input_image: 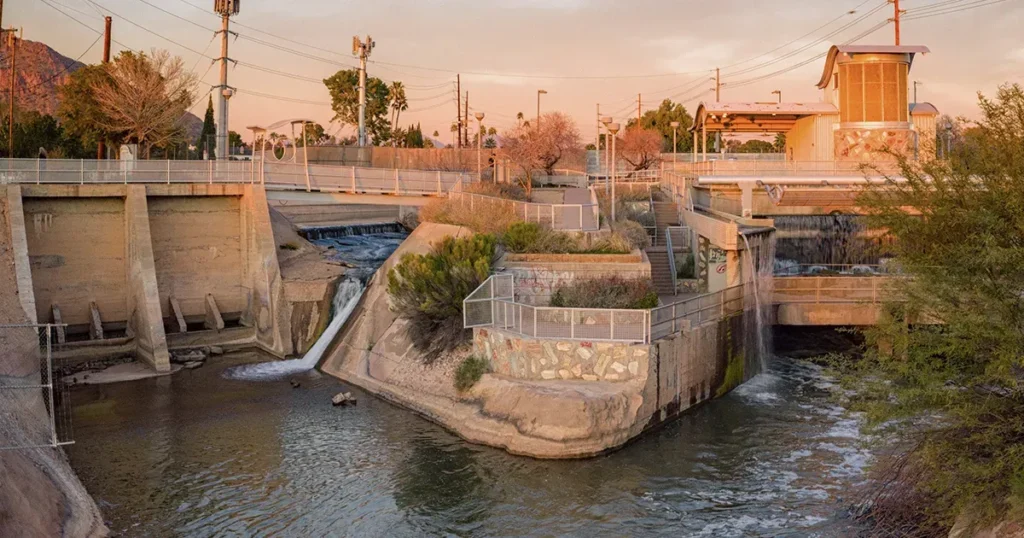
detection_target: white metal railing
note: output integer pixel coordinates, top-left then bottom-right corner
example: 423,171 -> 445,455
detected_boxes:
464,274 -> 651,344
773,276 -> 895,304
665,227 -> 678,296
673,160 -> 903,177
0,323 -> 74,451
774,264 -> 896,277
648,285 -> 747,341
0,158 -> 472,196
448,188 -> 600,231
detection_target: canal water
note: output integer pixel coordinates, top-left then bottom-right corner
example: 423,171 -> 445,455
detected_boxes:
64,230 -> 874,536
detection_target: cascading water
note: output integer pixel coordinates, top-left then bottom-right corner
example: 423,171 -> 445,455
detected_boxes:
225,227 -> 407,381
741,230 -> 777,375
772,215 -> 881,271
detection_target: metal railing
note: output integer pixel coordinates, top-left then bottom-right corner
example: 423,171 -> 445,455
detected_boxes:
774,264 -> 895,277
448,187 -> 600,231
465,274 -> 651,344
649,285 -> 747,341
673,160 -> 904,177
773,276 -> 895,304
0,158 -> 473,196
665,227 -> 678,296
0,324 -> 74,451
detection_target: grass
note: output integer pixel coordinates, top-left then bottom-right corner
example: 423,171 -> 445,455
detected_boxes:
279,242 -> 300,251
454,356 -> 489,392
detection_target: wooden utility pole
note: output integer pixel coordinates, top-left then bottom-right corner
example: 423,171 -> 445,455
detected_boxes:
890,0 -> 904,45
637,94 -> 641,124
6,29 -> 16,159
98,17 -> 112,159
464,91 -> 469,147
715,68 -> 721,102
0,1 -> 4,33
456,74 -> 461,148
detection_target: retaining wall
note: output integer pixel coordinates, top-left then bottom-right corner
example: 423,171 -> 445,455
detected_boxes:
500,250 -> 651,305
475,328 -> 649,382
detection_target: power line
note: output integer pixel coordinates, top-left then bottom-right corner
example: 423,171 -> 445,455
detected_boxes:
903,0 -> 1015,20
234,88 -> 330,106
19,33 -> 103,94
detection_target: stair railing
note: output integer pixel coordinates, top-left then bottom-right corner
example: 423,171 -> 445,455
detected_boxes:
665,226 -> 677,296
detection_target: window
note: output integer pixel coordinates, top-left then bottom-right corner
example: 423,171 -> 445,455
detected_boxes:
839,60 -> 909,123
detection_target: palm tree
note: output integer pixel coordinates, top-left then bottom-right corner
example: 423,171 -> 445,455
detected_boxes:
388,81 -> 408,147
516,112 -> 524,126
449,123 -> 458,147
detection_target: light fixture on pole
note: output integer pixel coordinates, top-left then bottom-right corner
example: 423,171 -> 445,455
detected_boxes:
600,116 -> 612,194
771,90 -> 782,103
536,89 -> 547,129
670,121 -> 680,167
606,122 -> 620,222
475,111 -> 485,180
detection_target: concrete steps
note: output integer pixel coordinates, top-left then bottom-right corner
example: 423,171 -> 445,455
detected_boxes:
645,249 -> 676,296
651,200 -> 680,246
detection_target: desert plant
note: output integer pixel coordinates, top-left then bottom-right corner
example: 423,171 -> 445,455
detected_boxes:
614,220 -> 651,250
418,196 -> 520,236
387,234 -> 497,363
549,276 -> 659,309
466,181 -> 527,201
454,356 -> 489,392
503,222 -> 542,253
676,252 -> 695,279
589,233 -> 633,254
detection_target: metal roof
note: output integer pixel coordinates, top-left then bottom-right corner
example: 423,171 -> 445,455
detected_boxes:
690,101 -> 838,133
817,44 -> 931,88
909,102 -> 940,115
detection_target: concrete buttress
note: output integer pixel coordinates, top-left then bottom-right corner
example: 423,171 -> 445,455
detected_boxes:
125,186 -> 171,371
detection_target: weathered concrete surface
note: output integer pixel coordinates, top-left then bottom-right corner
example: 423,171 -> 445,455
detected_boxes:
0,186 -> 107,537
124,186 -> 171,371
775,303 -> 882,326
6,187 -> 37,323
23,196 -> 127,325
239,185 -> 292,357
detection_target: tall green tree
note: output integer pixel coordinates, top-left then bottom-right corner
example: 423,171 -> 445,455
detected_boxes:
198,95 -> 216,159
57,63 -> 118,155
625,99 -> 694,152
843,83 -> 1024,535
388,81 -> 408,146
323,69 -> 392,145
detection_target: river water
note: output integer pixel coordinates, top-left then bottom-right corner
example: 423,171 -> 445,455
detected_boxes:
64,230 -> 874,537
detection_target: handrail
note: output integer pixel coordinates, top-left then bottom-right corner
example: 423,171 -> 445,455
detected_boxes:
665,227 -> 677,296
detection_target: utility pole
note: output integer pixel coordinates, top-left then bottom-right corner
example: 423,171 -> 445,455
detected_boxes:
595,104 -> 600,176
98,16 -> 111,159
6,28 -> 17,159
637,93 -> 641,124
352,35 -> 375,147
890,0 -> 904,46
464,91 -> 469,147
213,1 -> 240,160
456,74 -> 462,148
715,67 -> 721,102
913,80 -> 920,104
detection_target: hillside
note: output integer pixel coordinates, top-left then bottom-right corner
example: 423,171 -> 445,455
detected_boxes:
0,38 -> 203,140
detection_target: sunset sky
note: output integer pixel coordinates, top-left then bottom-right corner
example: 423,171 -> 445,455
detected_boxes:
11,0 -> 1023,143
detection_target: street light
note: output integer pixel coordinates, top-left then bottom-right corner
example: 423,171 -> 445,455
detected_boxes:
607,122 -> 620,223
600,116 -> 612,194
771,90 -> 782,103
670,121 -> 680,167
537,89 -> 548,129
475,111 -> 485,181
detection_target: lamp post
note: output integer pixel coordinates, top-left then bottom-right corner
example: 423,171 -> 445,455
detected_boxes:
771,90 -> 782,103
607,122 -> 620,223
600,116 -> 612,194
670,121 -> 680,167
475,111 -> 485,181
536,89 -> 547,129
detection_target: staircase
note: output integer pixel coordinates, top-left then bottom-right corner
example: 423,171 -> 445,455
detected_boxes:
650,198 -> 680,247
646,249 -> 676,296
647,191 -> 687,297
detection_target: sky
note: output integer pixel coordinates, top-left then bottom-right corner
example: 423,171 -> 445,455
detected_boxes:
10,0 -> 1024,144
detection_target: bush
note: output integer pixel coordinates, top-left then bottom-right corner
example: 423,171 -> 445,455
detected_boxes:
279,242 -> 299,251
549,276 -> 659,309
676,252 -> 695,279
419,197 -> 520,236
589,233 -> 633,254
467,181 -> 527,201
502,222 -> 542,253
454,356 -> 489,392
387,234 -> 497,364
531,229 -> 581,253
614,220 -> 651,250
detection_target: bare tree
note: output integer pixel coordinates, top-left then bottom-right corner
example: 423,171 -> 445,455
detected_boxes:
618,127 -> 663,170
91,50 -> 196,158
500,112 -> 582,194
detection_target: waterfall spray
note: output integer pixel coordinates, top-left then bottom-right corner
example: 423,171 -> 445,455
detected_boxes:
741,230 -> 777,375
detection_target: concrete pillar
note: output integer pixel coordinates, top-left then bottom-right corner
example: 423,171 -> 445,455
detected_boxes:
5,186 -> 38,323
124,186 -> 171,371
740,185 -> 754,219
239,185 -> 292,357
725,251 -> 743,288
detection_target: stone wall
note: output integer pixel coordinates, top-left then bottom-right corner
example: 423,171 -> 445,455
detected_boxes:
500,251 -> 651,305
475,328 -> 649,382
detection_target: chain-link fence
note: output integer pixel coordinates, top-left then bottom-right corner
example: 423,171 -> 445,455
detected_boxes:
0,324 -> 74,451
448,191 -> 600,231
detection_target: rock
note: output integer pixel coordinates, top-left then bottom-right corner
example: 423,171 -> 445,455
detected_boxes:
605,373 -> 620,381
628,361 -> 639,376
558,369 -> 572,380
209,346 -> 224,355
540,370 -> 557,380
332,391 -> 357,406
170,349 -> 206,364
581,374 -> 599,381
611,361 -> 627,374
571,364 -> 583,377
575,347 -> 593,360
555,342 -> 572,352
289,379 -> 301,388
184,361 -> 203,370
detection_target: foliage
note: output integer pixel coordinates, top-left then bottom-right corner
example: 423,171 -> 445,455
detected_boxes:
454,356 -> 489,392
466,181 -> 527,201
773,133 -> 787,153
57,63 -> 119,155
324,69 -> 392,145
198,95 -> 216,158
617,127 -> 663,170
502,222 -> 541,253
0,110 -> 85,158
841,83 -> 1024,535
550,277 -> 659,309
613,219 -> 650,250
676,252 -> 695,279
625,98 -> 695,152
418,197 -> 520,236
296,123 -> 328,147
387,234 -> 497,364
388,81 -> 408,145
279,242 -> 299,251
500,112 -> 582,194
727,139 -> 776,154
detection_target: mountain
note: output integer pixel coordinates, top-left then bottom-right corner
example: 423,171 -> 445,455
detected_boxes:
0,38 -> 203,140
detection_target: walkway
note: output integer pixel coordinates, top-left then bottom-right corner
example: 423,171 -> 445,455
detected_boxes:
563,188 -> 599,231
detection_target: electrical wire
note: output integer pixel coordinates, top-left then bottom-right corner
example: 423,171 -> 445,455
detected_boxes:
903,0 -> 1016,20
18,34 -> 103,94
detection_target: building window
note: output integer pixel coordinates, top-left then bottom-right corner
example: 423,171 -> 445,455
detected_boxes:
839,61 -> 909,123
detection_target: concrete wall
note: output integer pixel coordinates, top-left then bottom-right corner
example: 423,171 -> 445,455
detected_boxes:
124,187 -> 171,371
148,196 -> 245,319
23,196 -> 127,325
239,185 -> 291,356
500,251 -> 651,305
475,328 -> 649,382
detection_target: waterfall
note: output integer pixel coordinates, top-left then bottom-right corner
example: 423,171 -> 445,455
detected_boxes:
741,231 -> 777,375
225,278 -> 365,380
772,215 -> 880,269
301,222 -> 406,241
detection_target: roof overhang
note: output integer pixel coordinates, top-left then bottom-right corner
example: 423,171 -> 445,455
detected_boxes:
909,102 -> 940,116
816,44 -> 930,89
690,101 -> 839,134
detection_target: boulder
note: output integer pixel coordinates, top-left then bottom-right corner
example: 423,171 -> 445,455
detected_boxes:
184,361 -> 203,370
332,391 -> 357,406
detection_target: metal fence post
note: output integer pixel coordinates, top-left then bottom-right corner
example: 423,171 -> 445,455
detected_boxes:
570,309 -> 576,339
80,159 -> 85,185
351,166 -> 357,192
36,158 -> 40,184
610,311 -> 616,340
45,325 -> 57,447
167,160 -> 171,184
208,160 -> 213,184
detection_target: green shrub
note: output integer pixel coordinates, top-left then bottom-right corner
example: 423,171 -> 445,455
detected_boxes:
550,276 -> 659,309
676,252 -> 695,279
502,222 -> 542,253
454,356 -> 489,392
589,233 -> 633,254
614,220 -> 651,250
387,234 -> 497,363
279,242 -> 299,251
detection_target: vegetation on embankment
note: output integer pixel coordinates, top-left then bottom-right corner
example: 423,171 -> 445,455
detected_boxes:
549,276 -> 659,310
833,84 -> 1024,537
